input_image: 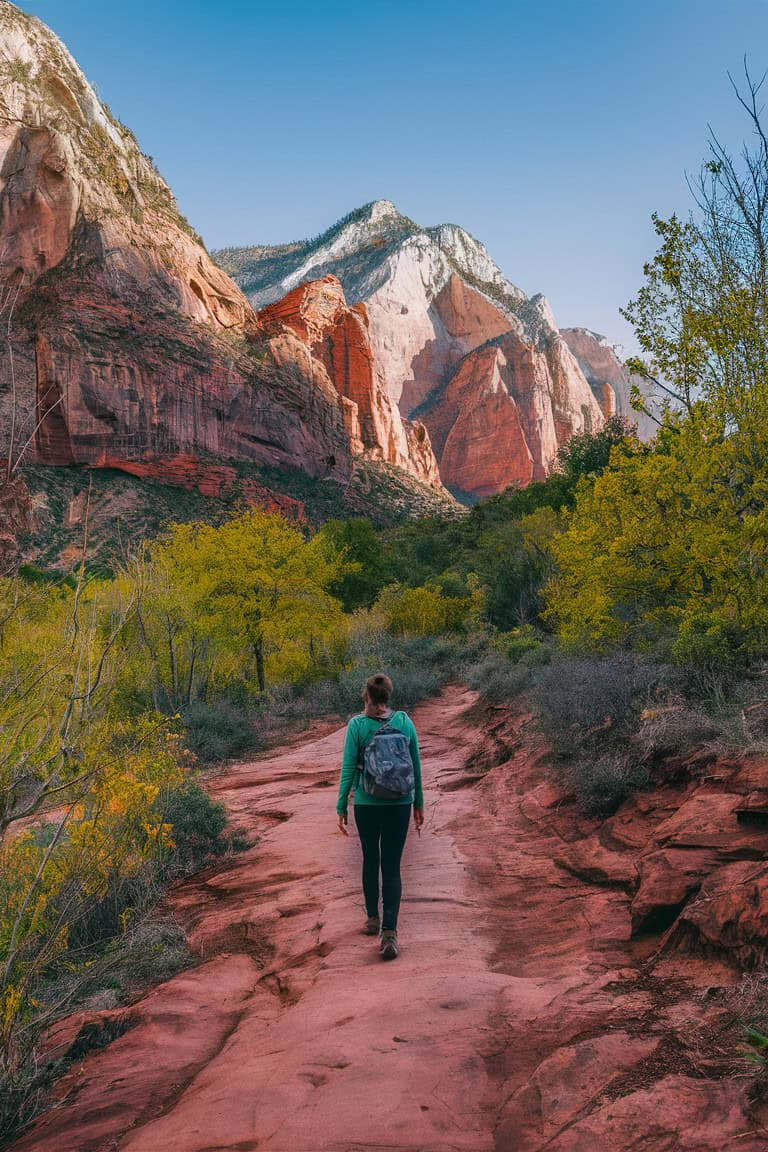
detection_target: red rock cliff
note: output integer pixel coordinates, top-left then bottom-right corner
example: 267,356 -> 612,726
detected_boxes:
256,277 -> 440,487
0,6 -> 444,500
416,284 -> 603,496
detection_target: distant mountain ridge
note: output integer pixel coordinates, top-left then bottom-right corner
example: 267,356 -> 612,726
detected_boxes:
218,203 -> 638,495
216,200 -> 641,415
215,200 -> 534,383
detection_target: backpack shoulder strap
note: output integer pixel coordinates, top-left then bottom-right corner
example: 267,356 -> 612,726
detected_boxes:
356,714 -> 385,767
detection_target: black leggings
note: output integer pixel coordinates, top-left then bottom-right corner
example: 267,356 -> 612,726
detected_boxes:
353,804 -> 411,931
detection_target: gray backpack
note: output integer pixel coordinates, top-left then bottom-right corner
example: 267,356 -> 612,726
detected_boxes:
360,714 -> 415,799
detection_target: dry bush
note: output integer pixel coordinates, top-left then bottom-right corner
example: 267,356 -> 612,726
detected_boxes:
559,750 -> 651,817
533,652 -> 676,757
637,705 -> 722,761
532,652 -> 684,815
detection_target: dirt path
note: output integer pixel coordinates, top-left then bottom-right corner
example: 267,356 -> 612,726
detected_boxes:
10,686 -> 767,1152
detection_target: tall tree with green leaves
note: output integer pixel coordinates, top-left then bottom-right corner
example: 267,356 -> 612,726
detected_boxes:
624,63 -> 768,434
548,66 -> 768,668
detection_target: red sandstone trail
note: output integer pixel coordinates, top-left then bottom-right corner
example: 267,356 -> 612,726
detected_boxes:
11,687 -> 768,1152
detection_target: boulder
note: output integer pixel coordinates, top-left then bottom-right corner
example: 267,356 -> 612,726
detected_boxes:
630,791 -> 768,934
670,861 -> 768,967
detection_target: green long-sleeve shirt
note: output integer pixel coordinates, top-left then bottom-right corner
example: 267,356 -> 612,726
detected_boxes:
336,711 -> 423,815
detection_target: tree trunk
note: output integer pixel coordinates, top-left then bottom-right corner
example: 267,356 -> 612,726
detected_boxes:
254,637 -> 265,694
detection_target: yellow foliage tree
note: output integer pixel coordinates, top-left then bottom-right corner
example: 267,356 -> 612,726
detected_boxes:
544,411 -> 768,665
131,509 -> 349,707
375,584 -> 472,636
0,568 -> 185,1088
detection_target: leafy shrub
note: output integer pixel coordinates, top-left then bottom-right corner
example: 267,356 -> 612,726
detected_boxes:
384,663 -> 440,710
673,614 -> 748,706
376,584 -> 471,636
181,699 -> 258,763
321,517 -> 392,609
504,626 -> 542,662
555,414 -> 637,480
159,779 -> 229,871
462,650 -> 529,703
460,637 -> 553,703
63,870 -> 158,954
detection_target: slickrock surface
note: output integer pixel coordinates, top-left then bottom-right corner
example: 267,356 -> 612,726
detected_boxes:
11,688 -> 768,1152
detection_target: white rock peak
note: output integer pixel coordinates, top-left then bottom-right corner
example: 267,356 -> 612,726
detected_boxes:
367,199 -> 399,223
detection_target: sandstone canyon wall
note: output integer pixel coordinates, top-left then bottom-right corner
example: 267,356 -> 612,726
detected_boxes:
255,276 -> 441,486
0,6 -> 442,500
561,326 -> 661,440
218,202 -> 621,498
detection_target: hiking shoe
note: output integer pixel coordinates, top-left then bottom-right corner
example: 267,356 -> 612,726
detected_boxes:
380,930 -> 399,960
363,915 -> 380,936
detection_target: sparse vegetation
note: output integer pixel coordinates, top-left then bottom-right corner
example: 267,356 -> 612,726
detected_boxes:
180,700 -> 260,764
213,202 -> 420,300
5,59 -> 31,84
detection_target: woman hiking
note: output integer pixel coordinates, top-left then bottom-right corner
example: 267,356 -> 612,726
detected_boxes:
336,674 -> 424,960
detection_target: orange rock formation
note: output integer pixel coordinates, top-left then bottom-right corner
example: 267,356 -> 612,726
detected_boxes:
418,294 -> 604,496
256,277 -> 440,487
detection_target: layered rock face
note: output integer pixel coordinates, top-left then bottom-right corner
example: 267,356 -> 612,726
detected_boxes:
218,202 -> 609,497
561,327 -> 661,439
0,7 -> 443,499
419,323 -> 602,497
255,276 -> 440,486
218,201 -> 531,416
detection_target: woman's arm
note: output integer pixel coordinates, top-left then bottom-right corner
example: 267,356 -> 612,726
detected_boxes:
336,720 -> 360,815
408,719 -> 423,810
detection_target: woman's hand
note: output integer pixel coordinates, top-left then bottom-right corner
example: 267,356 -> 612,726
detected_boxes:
337,812 -> 349,836
413,807 -> 424,830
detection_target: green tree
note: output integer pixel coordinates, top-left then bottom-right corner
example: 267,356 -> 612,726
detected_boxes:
133,509 -> 348,706
623,64 -> 768,434
554,415 -> 638,480
545,412 -> 768,663
547,68 -> 768,671
320,517 -> 391,610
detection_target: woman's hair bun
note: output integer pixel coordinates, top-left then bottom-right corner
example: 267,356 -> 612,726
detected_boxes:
365,673 -> 393,704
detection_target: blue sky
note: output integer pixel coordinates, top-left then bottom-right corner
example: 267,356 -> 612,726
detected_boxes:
18,0 -> 768,346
